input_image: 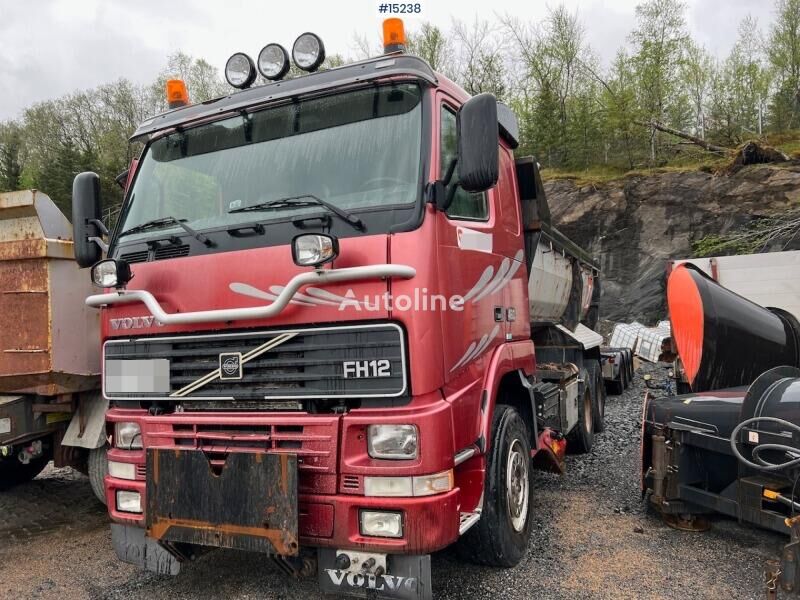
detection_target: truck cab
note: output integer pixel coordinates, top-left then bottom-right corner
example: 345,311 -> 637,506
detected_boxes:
72,24 -> 604,599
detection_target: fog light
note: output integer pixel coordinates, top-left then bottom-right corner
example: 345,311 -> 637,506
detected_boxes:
292,233 -> 338,267
258,43 -> 290,80
114,422 -> 142,450
108,461 -> 136,480
91,258 -> 132,288
292,32 -> 325,72
360,510 -> 403,538
116,490 -> 142,514
225,52 -> 257,89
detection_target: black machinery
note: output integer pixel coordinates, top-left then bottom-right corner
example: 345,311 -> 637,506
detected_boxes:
644,263 -> 800,596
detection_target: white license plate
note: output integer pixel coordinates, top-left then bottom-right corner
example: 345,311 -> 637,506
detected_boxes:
0,417 -> 11,435
105,359 -> 171,394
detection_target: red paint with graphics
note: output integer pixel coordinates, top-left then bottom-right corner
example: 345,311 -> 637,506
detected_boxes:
79,33 -> 606,600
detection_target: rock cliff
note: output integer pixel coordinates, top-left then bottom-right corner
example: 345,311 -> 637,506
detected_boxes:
544,164 -> 800,323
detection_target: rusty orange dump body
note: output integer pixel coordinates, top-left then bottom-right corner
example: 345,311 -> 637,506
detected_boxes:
0,190 -> 100,396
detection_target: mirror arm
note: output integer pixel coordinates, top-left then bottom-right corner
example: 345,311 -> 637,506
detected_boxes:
442,157 -> 458,187
446,181 -> 459,207
88,236 -> 109,253
114,169 -> 129,190
89,218 -> 109,237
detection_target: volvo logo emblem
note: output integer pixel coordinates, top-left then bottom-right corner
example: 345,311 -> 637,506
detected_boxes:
219,352 -> 243,380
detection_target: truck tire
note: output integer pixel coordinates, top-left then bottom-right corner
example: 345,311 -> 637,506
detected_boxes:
621,360 -> 630,389
607,374 -> 624,396
567,386 -> 594,454
88,445 -> 108,505
0,456 -> 48,490
593,367 -> 606,433
457,405 -> 532,567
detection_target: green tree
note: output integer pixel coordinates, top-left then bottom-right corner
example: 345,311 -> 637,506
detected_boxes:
0,122 -> 23,191
630,0 -> 690,163
407,23 -> 455,76
768,0 -> 800,128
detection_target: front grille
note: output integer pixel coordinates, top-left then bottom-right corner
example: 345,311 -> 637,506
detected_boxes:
120,244 -> 190,264
120,249 -> 149,264
155,244 -> 190,260
104,323 -> 407,401
138,413 -> 340,494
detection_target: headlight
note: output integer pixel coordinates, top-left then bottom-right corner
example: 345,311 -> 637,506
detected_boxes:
116,490 -> 142,514
360,510 -> 403,538
258,43 -> 290,80
91,258 -> 132,288
225,52 -> 257,89
368,424 -> 418,460
292,32 -> 326,72
292,233 -> 338,267
114,422 -> 142,450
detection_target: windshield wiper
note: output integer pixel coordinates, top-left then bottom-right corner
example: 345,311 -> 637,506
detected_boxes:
118,216 -> 214,247
229,194 -> 365,231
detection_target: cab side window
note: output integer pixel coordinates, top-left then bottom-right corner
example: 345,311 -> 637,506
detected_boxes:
440,105 -> 488,221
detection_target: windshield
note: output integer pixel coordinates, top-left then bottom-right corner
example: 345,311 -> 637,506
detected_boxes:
117,83 -> 423,244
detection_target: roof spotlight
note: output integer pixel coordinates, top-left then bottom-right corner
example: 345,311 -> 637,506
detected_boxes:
225,52 -> 257,89
258,43 -> 291,80
292,33 -> 325,72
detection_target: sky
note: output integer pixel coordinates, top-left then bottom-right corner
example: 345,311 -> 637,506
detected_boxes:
0,0 -> 777,120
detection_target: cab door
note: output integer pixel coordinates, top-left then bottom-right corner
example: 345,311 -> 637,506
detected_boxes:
435,94 -> 520,451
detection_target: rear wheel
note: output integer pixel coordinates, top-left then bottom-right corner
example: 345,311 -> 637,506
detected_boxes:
457,405 -> 532,567
567,385 -> 594,454
593,367 -> 606,433
88,445 -> 108,505
0,456 -> 48,491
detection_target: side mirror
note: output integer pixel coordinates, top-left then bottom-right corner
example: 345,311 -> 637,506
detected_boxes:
457,93 -> 499,193
72,172 -> 106,268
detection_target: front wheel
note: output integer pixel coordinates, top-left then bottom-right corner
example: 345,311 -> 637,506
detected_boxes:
88,445 -> 108,505
457,405 -> 532,567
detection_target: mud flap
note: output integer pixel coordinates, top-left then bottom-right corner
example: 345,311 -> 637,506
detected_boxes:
318,549 -> 432,600
146,449 -> 298,555
111,523 -> 181,575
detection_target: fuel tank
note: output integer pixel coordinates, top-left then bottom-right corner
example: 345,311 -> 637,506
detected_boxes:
667,263 -> 800,391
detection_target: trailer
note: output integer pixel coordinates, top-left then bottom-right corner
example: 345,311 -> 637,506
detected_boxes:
0,190 -> 106,501
71,20 -> 610,599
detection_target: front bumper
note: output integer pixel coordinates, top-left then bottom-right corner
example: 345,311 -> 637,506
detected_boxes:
105,400 -> 461,556
106,470 -> 460,554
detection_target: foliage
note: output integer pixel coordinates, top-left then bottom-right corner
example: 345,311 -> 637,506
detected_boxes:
4,0 -> 800,217
692,207 -> 800,256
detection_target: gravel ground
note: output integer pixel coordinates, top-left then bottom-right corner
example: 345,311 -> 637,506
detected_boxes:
0,364 -> 788,599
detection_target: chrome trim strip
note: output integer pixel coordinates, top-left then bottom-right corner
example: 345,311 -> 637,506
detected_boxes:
86,264 -> 416,325
454,447 -> 477,466
102,322 -> 408,401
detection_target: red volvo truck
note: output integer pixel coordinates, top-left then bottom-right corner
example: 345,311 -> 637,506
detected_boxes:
71,22 -> 607,599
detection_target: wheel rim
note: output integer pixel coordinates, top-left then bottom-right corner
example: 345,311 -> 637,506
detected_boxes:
583,390 -> 592,433
506,439 -> 529,532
